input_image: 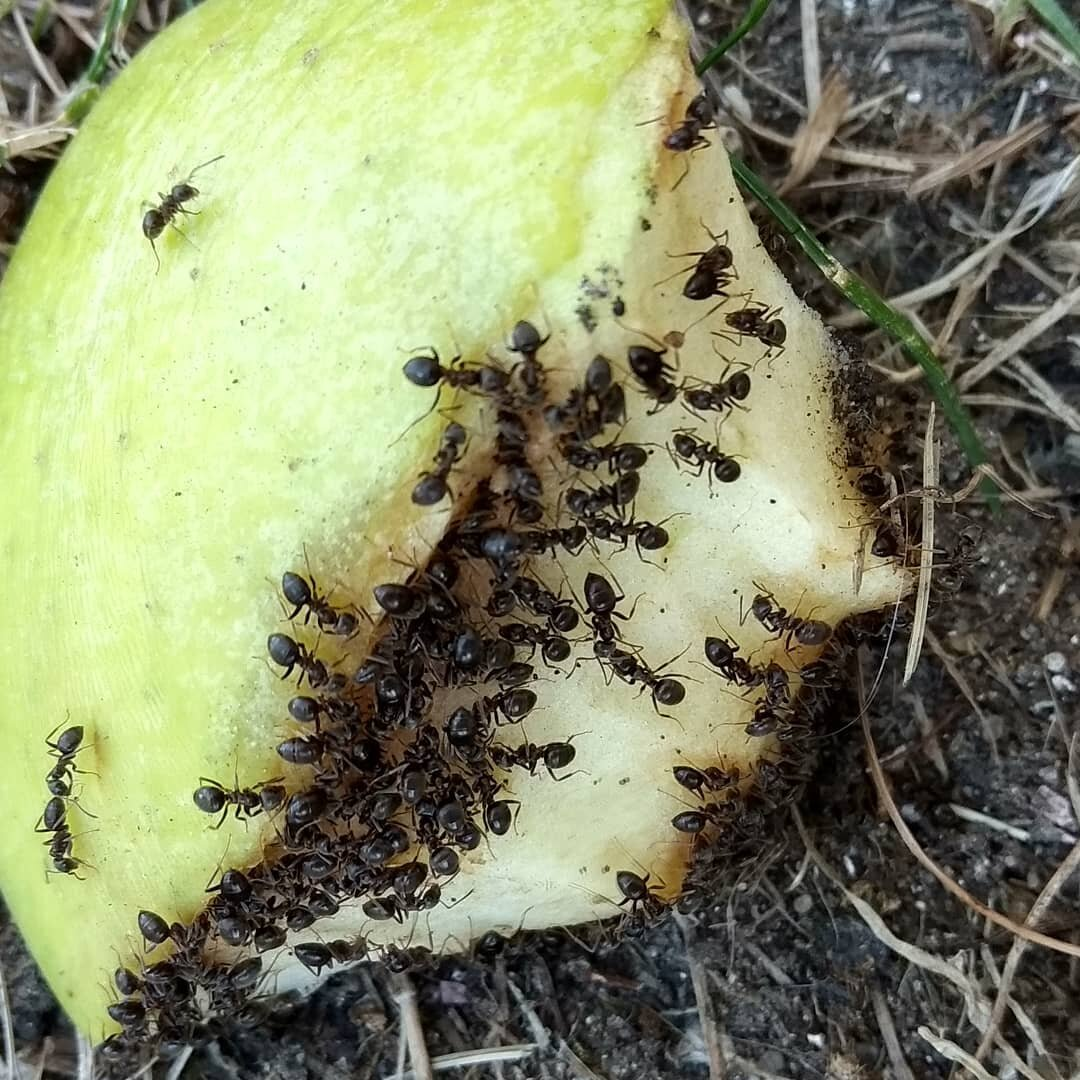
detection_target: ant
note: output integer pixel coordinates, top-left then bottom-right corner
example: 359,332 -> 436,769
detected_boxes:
745,585 -> 832,648
566,472 -> 640,520
280,569 -> 359,638
672,762 -> 740,797
37,799 -> 92,879
141,155 -> 224,271
267,632 -> 330,687
192,775 -> 286,828
714,299 -> 787,362
702,635 -> 760,687
626,343 -> 678,413
583,571 -> 638,661
871,521 -> 901,558
506,320 -> 549,404
661,93 -> 715,188
680,356 -> 752,419
498,621 -> 572,665
44,722 -> 90,798
412,420 -> 467,506
293,939 -> 361,977
614,869 -> 668,932
489,734 -> 581,780
607,649 -> 687,713
659,223 -> 735,301
402,348 -> 480,391
518,523 -> 589,559
560,436 -> 649,475
669,430 -> 741,484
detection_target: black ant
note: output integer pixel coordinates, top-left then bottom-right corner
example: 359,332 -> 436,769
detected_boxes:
402,348 -> 481,391
412,420 -> 467,506
659,223 -> 735,301
626,343 -> 678,413
506,319 -> 548,404
703,635 -> 760,687
614,869 -> 668,932
517,523 -> 589,559
583,513 -> 675,565
267,632 -> 329,687
715,300 -> 787,361
37,799 -> 92,878
141,155 -> 224,271
680,357 -> 752,419
565,472 -> 640,520
672,762 -> 740,796
561,436 -> 649,475
871,521 -> 901,558
607,649 -> 687,713
138,909 -> 173,950
498,621 -> 572,665
280,569 -> 359,637
192,775 -> 286,828
583,571 -> 637,661
489,734 -> 581,780
661,93 -> 715,188
480,686 -> 538,726
669,430 -> 741,484
745,585 -> 831,648
44,722 -> 90,798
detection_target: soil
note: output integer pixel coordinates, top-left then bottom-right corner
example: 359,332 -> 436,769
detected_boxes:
2,1 -> 1079,1077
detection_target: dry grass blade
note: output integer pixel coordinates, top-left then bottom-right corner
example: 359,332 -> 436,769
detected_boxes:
903,404 -> 936,685
917,1029 -> 994,1079
0,121 -> 78,160
777,70 -> 851,196
792,807 -> 991,1026
973,836 -> 1080,1063
75,1035 -> 93,1080
857,648 -> 1080,960
799,0 -> 821,111
731,114 -> 936,173
163,1045 -> 193,1080
909,116 -> 1052,196
392,975 -> 433,1080
924,628 -> 997,754
1003,357 -> 1080,433
0,958 -> 12,1080
396,1045 -> 539,1079
870,984 -> 916,1080
675,912 -> 728,1079
957,280 -> 1080,391
833,153 -> 1080,328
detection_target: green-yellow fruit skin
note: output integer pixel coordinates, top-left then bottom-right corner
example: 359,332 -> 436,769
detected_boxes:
0,0 -> 677,1032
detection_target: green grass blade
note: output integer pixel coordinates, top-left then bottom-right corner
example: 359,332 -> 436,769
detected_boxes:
1027,0 -> 1080,62
728,154 -> 995,501
695,0 -> 774,75
84,0 -> 127,85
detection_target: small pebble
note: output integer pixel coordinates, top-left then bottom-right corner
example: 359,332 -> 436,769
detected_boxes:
1044,651 -> 1067,674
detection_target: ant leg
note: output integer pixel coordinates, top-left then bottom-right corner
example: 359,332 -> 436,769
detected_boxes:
167,223 -> 200,251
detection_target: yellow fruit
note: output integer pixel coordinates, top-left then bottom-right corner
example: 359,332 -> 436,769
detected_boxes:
0,0 -> 904,1040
